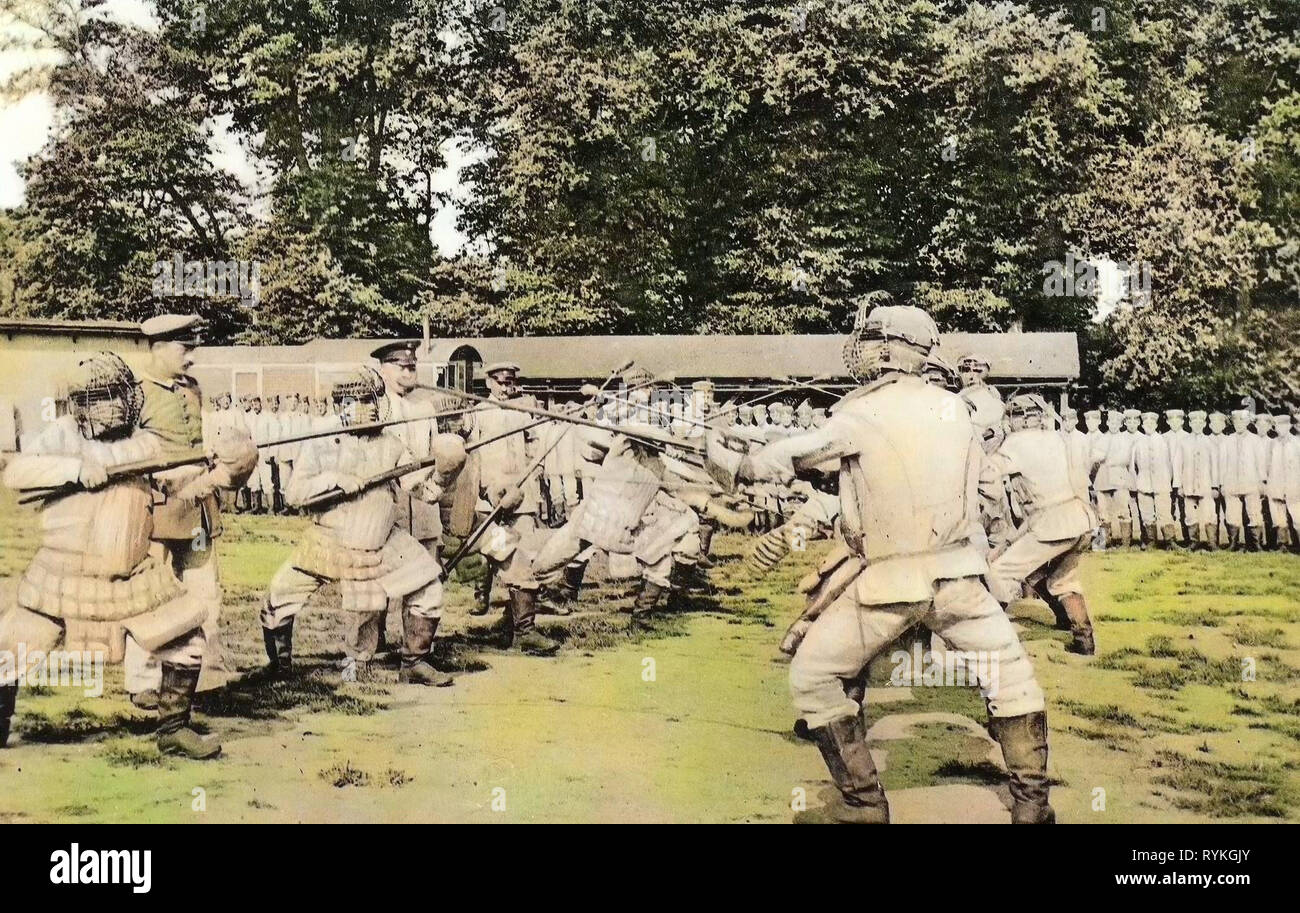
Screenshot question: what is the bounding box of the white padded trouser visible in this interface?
[789,575,1045,729]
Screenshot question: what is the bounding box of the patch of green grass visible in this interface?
[1058,701,1142,728]
[1145,635,1178,658]
[194,673,386,719]
[102,740,164,768]
[1154,610,1223,627]
[1064,724,1136,753]
[1151,750,1293,818]
[876,722,998,791]
[1234,625,1291,649]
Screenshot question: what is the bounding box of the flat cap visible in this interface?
[1123,409,1141,419]
[1188,410,1207,421]
[141,313,205,344]
[1141,411,1159,420]
[484,361,520,376]
[1164,409,1185,418]
[371,340,420,365]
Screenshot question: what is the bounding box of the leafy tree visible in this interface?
[1,0,247,330]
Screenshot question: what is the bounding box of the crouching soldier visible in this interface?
[987,395,1099,655]
[1,353,254,758]
[259,368,465,685]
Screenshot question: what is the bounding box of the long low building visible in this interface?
[191,331,1080,400]
[0,319,1080,448]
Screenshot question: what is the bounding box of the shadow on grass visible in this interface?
[195,668,388,720]
[17,706,156,744]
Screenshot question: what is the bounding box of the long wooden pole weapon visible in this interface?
[437,361,634,579]
[415,381,706,455]
[15,406,478,505]
[297,395,607,512]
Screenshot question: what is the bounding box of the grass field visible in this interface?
[1,486,1298,823]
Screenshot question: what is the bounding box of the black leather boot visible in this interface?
[802,714,890,823]
[561,561,587,602]
[471,568,494,616]
[0,683,16,748]
[508,588,558,655]
[262,616,294,678]
[697,522,716,568]
[157,664,221,760]
[1060,593,1095,655]
[631,579,665,624]
[398,608,453,686]
[988,711,1054,823]
[1249,525,1266,552]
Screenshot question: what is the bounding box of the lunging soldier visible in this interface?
[709,300,1053,825]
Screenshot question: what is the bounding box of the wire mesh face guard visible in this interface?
[621,367,653,389]
[957,356,991,385]
[67,352,143,440]
[332,367,386,426]
[1007,394,1049,430]
[842,303,939,383]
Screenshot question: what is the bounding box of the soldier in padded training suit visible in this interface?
[1,353,254,758]
[708,298,1053,825]
[259,368,465,686]
[987,395,1098,655]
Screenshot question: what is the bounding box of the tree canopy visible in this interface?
[0,0,1296,407]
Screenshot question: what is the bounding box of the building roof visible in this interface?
[194,332,1080,383]
[0,317,143,338]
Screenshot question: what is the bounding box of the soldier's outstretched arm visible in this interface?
[707,424,857,490]
[3,451,86,491]
[2,419,110,491]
